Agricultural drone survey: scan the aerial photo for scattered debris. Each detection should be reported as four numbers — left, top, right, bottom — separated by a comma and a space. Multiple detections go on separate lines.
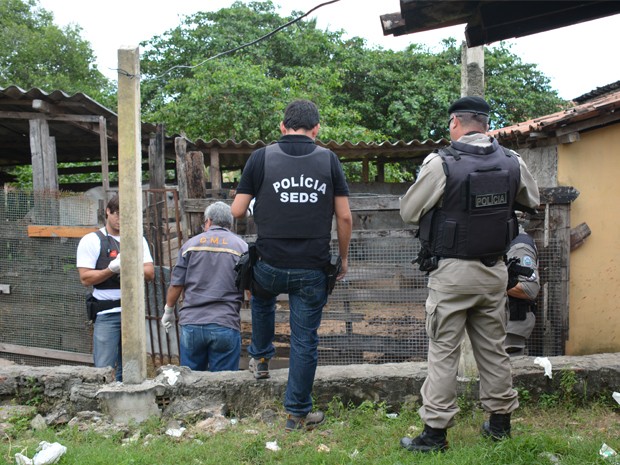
257, 409, 278, 426
317, 444, 330, 452
15, 441, 67, 465
165, 427, 186, 438
407, 425, 421, 434
162, 369, 179, 386
612, 392, 620, 405
30, 415, 46, 431
122, 432, 141, 444
534, 357, 553, 378
165, 420, 186, 438
265, 441, 280, 451
600, 443, 618, 459
194, 415, 231, 434
540, 451, 561, 463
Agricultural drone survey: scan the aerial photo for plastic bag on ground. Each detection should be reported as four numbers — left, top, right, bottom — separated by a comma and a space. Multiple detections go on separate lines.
534, 357, 553, 379
15, 441, 67, 465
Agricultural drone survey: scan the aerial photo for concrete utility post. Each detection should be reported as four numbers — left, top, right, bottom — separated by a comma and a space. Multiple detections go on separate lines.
117, 46, 147, 383
461, 42, 485, 98
459, 42, 485, 378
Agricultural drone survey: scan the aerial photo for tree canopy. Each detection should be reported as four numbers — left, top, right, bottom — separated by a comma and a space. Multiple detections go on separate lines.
2, 0, 567, 143
0, 0, 115, 107
3, 0, 569, 184
140, 1, 567, 145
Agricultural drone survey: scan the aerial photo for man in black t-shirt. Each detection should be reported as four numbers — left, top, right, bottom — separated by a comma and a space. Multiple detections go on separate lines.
232, 99, 352, 432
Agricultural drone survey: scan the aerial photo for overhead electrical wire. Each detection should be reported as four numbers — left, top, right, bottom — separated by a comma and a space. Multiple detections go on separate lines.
115, 0, 342, 80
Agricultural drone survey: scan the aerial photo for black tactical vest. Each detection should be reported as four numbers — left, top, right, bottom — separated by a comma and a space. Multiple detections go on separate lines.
254, 143, 334, 239
511, 232, 536, 251
94, 230, 121, 290
418, 139, 521, 259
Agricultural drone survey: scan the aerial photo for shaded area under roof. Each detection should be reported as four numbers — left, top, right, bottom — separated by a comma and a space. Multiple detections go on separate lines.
0, 85, 158, 167
381, 1, 620, 47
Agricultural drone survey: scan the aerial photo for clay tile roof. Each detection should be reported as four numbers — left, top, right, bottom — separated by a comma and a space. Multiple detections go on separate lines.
490, 89, 620, 146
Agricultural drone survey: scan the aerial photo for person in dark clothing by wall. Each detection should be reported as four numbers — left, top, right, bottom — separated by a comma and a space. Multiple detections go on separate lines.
231, 99, 353, 432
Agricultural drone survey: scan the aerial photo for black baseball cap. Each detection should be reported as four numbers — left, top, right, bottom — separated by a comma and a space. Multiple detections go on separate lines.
448, 96, 490, 116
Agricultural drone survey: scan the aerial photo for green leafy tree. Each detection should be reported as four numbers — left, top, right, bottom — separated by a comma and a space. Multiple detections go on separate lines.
485, 42, 567, 128
0, 0, 115, 107
140, 2, 565, 151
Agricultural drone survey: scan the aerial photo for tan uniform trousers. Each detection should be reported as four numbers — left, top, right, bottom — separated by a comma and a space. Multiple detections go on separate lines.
419, 288, 519, 429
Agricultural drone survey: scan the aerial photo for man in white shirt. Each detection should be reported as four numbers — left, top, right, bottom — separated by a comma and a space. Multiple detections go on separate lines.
76, 194, 154, 381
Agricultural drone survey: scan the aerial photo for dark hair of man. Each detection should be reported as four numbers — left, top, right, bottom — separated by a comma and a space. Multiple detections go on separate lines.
282, 99, 320, 130
454, 112, 489, 131
106, 195, 119, 214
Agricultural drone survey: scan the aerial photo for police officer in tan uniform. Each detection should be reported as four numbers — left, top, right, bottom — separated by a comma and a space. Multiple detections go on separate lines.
399, 96, 540, 452
505, 218, 540, 356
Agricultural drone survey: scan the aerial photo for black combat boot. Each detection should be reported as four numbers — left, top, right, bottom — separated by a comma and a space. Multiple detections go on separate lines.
400, 424, 448, 453
481, 413, 511, 440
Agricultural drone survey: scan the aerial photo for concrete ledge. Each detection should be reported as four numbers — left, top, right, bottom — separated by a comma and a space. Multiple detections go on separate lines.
1, 354, 619, 420
153, 353, 620, 417
97, 381, 166, 423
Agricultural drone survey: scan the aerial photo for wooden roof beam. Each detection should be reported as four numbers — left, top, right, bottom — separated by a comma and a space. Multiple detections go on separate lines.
0, 108, 119, 142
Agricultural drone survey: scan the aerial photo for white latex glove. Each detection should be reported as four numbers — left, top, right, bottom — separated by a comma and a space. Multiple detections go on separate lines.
108, 254, 121, 274
161, 305, 175, 332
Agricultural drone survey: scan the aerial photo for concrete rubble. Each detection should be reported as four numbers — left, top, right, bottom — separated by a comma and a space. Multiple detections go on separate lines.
0, 353, 619, 428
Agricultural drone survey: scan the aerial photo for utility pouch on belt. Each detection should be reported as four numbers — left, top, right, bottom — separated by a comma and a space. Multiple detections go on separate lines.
413, 243, 439, 273
234, 242, 257, 291
325, 254, 342, 295
86, 293, 121, 323
509, 299, 535, 321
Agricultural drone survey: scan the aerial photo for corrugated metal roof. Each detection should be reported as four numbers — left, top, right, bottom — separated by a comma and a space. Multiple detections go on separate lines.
0, 85, 117, 119
188, 137, 448, 160
0, 86, 158, 167
490, 89, 620, 147
0, 85, 447, 172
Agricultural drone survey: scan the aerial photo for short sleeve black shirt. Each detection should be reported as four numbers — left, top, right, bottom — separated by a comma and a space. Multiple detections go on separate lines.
236, 135, 349, 268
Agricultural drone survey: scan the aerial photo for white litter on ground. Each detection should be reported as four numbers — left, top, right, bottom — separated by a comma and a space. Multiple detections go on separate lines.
265, 441, 280, 451
162, 368, 179, 385
15, 441, 67, 465
534, 357, 553, 378
600, 443, 618, 459
165, 427, 186, 437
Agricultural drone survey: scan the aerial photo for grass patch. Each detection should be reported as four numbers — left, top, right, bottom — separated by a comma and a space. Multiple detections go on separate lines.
2, 400, 620, 464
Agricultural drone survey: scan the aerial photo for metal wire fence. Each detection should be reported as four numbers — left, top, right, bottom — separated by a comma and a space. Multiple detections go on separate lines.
0, 190, 90, 366
261, 234, 431, 366
0, 189, 566, 370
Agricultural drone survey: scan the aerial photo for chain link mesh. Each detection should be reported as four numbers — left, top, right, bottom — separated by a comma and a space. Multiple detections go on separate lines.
0, 189, 567, 369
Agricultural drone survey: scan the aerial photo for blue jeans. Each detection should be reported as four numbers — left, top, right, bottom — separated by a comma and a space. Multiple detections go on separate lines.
180, 324, 241, 372
93, 312, 122, 381
248, 260, 328, 417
